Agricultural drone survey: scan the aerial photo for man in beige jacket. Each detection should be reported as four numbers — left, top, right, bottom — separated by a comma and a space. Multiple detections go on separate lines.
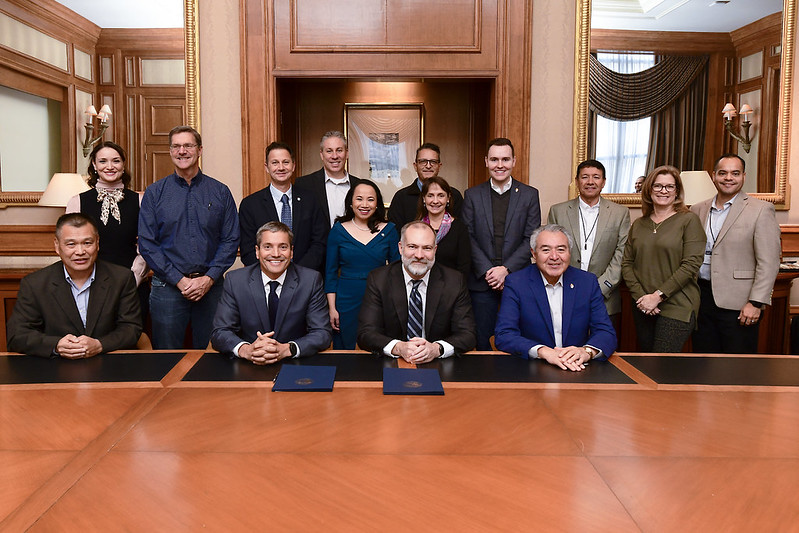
690, 153, 781, 353
547, 159, 630, 327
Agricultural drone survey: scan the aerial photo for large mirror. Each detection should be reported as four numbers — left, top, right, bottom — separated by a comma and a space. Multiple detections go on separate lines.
573, 0, 794, 208
0, 0, 198, 205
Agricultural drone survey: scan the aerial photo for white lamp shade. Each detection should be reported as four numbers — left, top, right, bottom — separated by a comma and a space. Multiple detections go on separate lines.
38, 173, 91, 207
680, 170, 717, 206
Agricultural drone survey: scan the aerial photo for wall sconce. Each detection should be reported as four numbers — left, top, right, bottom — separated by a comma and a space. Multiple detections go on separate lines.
722, 102, 753, 153
81, 104, 112, 157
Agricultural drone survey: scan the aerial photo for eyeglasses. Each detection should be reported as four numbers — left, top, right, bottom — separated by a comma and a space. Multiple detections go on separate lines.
651, 183, 677, 192
416, 159, 440, 167
169, 143, 198, 151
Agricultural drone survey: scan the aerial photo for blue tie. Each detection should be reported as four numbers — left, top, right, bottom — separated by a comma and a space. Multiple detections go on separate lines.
280, 194, 292, 230
407, 279, 423, 340
268, 280, 280, 330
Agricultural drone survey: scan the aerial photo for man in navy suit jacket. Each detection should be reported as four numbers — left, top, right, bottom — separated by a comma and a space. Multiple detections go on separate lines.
211, 221, 332, 364
494, 224, 616, 371
462, 138, 541, 350
239, 141, 327, 272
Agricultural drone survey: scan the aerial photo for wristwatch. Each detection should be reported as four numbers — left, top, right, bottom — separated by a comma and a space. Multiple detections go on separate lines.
655, 289, 666, 301
289, 342, 299, 357
584, 346, 597, 359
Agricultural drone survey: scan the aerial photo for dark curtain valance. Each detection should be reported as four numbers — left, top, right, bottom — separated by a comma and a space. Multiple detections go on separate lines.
589, 54, 708, 121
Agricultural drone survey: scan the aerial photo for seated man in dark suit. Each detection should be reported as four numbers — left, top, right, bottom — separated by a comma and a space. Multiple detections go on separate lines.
7, 213, 142, 358
357, 221, 476, 363
494, 224, 616, 371
387, 142, 464, 229
239, 142, 327, 272
211, 221, 332, 364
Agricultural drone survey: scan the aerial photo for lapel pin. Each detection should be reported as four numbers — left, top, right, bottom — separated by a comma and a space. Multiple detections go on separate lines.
515, 187, 519, 193
570, 283, 574, 289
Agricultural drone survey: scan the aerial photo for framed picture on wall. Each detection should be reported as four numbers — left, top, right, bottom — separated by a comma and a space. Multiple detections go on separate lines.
344, 103, 424, 203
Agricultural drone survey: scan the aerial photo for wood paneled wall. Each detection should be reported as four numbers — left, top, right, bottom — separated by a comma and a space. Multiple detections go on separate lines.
240, 0, 532, 196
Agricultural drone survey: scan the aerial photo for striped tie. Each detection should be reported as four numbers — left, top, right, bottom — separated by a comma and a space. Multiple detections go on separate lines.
407, 279, 423, 340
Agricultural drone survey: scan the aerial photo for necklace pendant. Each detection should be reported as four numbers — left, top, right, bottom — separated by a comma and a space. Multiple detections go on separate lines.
653, 228, 657, 234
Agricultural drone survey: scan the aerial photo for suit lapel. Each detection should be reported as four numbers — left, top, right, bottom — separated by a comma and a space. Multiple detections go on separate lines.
262, 187, 279, 221
503, 179, 520, 234
560, 268, 577, 343
292, 188, 305, 224
388, 264, 409, 339
528, 267, 555, 343
52, 266, 85, 333
275, 264, 298, 332
315, 172, 331, 224
565, 200, 581, 267
715, 193, 747, 245
84, 264, 107, 335
478, 182, 494, 234
248, 266, 270, 332
424, 265, 444, 335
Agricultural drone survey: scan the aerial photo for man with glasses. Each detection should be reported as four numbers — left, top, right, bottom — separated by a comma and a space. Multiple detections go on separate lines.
388, 143, 464, 229
139, 125, 240, 349
690, 153, 780, 353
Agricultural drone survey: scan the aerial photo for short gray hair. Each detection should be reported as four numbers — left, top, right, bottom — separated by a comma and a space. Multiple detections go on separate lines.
320, 130, 347, 150
256, 221, 294, 247
529, 224, 574, 250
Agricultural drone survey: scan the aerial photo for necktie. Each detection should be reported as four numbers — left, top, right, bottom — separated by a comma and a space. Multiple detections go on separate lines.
280, 194, 292, 230
407, 279, 423, 340
268, 280, 280, 329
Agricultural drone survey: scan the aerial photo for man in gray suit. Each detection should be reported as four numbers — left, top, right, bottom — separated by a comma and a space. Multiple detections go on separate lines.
211, 221, 332, 364
547, 159, 630, 325
462, 138, 541, 350
690, 153, 781, 353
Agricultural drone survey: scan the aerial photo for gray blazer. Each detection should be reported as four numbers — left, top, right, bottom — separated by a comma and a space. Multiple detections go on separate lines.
548, 197, 630, 315
461, 178, 541, 292
211, 263, 332, 356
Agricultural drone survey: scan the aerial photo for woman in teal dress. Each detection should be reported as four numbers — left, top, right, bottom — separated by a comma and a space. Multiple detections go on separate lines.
325, 180, 400, 349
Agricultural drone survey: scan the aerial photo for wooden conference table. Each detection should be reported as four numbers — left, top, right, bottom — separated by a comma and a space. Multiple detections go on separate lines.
1, 350, 799, 532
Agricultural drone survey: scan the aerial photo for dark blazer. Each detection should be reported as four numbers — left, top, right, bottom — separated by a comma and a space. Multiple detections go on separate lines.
494, 265, 617, 359
461, 178, 541, 291
239, 184, 328, 272
387, 178, 464, 229
433, 218, 471, 277
294, 169, 361, 227
7, 260, 142, 357
357, 262, 476, 355
210, 263, 332, 356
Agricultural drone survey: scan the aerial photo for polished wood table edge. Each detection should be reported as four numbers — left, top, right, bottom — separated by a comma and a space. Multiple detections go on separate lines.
0, 382, 165, 391
650, 384, 799, 393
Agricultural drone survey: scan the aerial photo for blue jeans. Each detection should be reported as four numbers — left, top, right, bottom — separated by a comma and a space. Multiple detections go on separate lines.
470, 289, 503, 351
150, 275, 225, 349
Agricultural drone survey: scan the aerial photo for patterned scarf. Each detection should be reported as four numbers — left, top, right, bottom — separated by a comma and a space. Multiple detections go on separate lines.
422, 212, 453, 244
96, 188, 124, 225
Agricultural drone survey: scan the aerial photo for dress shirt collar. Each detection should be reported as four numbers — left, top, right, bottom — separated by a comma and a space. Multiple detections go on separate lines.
171, 170, 203, 186
269, 184, 292, 202
415, 177, 423, 190
712, 193, 738, 211
539, 270, 564, 289
261, 268, 288, 289
578, 196, 601, 210
402, 266, 432, 291
490, 177, 513, 195
64, 264, 97, 291
324, 169, 350, 185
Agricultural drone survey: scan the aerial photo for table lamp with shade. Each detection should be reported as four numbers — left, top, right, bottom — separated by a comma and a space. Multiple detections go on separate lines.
38, 173, 91, 207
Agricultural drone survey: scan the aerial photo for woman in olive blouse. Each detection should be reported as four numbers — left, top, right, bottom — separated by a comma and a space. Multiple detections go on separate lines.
621, 165, 705, 352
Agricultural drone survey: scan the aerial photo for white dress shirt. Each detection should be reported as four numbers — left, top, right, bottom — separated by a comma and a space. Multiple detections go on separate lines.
578, 196, 600, 271
324, 171, 352, 226
699, 194, 737, 281
383, 268, 455, 358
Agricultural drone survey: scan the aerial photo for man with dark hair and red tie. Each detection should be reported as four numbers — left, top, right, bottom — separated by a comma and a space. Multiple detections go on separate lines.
357, 221, 475, 363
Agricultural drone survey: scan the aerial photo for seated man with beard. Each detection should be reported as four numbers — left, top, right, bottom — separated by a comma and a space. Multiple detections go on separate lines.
357, 221, 476, 363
